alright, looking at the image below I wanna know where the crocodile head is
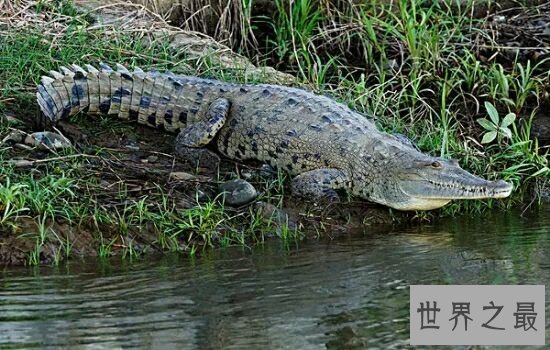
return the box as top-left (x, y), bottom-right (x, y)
top-left (358, 146), bottom-right (513, 211)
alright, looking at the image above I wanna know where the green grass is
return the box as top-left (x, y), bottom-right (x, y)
top-left (246, 0), bottom-right (549, 214)
top-left (0, 1), bottom-right (303, 265)
top-left (0, 144), bottom-right (300, 265)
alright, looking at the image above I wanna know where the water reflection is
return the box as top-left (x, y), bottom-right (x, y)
top-left (1, 207), bottom-right (548, 349)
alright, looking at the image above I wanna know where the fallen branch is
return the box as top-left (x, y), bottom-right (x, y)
top-left (9, 153), bottom-right (99, 167)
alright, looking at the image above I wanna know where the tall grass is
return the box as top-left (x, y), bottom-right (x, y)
top-left (244, 0), bottom-right (549, 210)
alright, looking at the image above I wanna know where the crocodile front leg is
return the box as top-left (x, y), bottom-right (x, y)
top-left (175, 98), bottom-right (230, 168)
top-left (290, 169), bottom-right (350, 202)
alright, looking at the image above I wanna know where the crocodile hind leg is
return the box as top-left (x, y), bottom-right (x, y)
top-left (290, 169), bottom-right (350, 202)
top-left (174, 98), bottom-right (230, 168)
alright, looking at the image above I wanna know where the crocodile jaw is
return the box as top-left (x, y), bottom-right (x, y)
top-left (396, 178), bottom-right (513, 210)
top-left (362, 155), bottom-right (515, 211)
top-left (386, 198), bottom-right (453, 211)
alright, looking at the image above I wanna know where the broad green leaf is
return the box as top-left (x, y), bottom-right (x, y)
top-left (484, 101), bottom-right (499, 125)
top-left (501, 113), bottom-right (516, 127)
top-left (477, 118), bottom-right (495, 131)
top-left (529, 166), bottom-right (550, 178)
top-left (481, 130), bottom-right (497, 144)
top-left (501, 127), bottom-right (512, 139)
top-left (498, 65), bottom-right (509, 95)
top-left (506, 163), bottom-right (533, 172)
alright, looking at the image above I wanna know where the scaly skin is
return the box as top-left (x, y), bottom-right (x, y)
top-left (36, 63), bottom-right (513, 210)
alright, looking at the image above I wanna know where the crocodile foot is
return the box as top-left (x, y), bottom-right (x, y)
top-left (175, 146), bottom-right (220, 169)
top-left (290, 168), bottom-right (349, 204)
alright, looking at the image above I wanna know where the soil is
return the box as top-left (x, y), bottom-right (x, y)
top-left (0, 111), bottom-right (397, 266)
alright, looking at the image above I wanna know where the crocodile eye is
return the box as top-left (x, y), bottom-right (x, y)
top-left (430, 161), bottom-right (442, 168)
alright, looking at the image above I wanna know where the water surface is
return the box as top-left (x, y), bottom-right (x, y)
top-left (1, 208), bottom-right (548, 349)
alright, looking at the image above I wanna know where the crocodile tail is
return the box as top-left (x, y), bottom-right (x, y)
top-left (36, 63), bottom-right (135, 122)
top-left (36, 63), bottom-right (186, 132)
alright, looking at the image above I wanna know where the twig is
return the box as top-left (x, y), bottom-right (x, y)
top-left (10, 153), bottom-right (99, 167)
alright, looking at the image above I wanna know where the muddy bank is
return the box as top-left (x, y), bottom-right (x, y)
top-left (0, 115), bottom-right (397, 266)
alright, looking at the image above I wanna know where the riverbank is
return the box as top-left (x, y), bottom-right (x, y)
top-left (0, 0), bottom-right (548, 265)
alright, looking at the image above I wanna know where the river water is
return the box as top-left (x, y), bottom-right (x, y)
top-left (0, 207), bottom-right (548, 349)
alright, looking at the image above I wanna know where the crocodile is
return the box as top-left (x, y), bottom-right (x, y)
top-left (36, 63), bottom-right (513, 210)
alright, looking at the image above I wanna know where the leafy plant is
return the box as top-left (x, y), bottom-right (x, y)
top-left (478, 102), bottom-right (516, 144)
